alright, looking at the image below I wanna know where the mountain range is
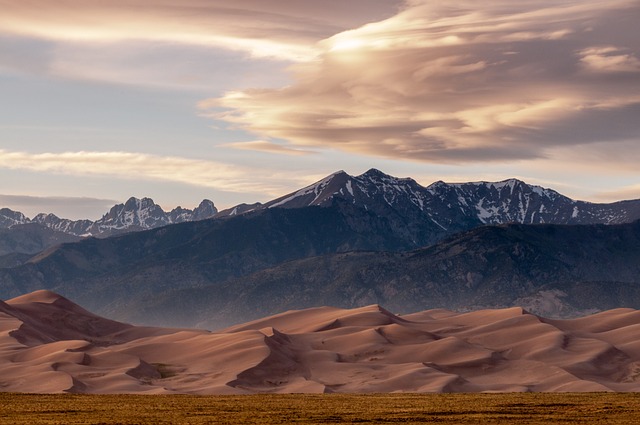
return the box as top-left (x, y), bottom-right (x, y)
top-left (221, 169), bottom-right (640, 230)
top-left (0, 197), bottom-right (217, 256)
top-left (1, 169), bottom-right (640, 328)
top-left (3, 169), bottom-right (640, 253)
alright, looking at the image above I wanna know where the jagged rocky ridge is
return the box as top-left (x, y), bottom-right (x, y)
top-left (0, 197), bottom-right (217, 239)
top-left (217, 169), bottom-right (640, 246)
top-left (4, 169), bottom-right (640, 243)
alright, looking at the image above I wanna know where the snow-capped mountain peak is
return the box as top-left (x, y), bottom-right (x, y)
top-left (0, 208), bottom-right (29, 228)
top-left (266, 170), bottom-right (351, 209)
top-left (0, 197), bottom-right (218, 238)
top-left (3, 169), bottom-right (640, 244)
top-left (94, 197), bottom-right (170, 230)
top-left (246, 170), bottom-right (640, 238)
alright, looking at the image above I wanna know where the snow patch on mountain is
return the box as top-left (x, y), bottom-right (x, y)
top-left (0, 208), bottom-right (30, 228)
top-left (253, 169), bottom-right (640, 231)
top-left (0, 198), bottom-right (218, 237)
top-left (4, 169), bottom-right (640, 241)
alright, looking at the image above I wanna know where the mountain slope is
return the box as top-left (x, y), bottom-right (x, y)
top-left (219, 169), bottom-right (640, 247)
top-left (133, 220), bottom-right (640, 328)
top-left (0, 223), bottom-right (81, 257)
top-left (2, 204), bottom-right (640, 328)
top-left (0, 204), bottom-right (412, 317)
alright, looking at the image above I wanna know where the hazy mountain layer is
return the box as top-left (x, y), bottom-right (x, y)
top-left (130, 220), bottom-right (640, 328)
top-left (0, 224), bottom-right (81, 257)
top-left (0, 205), bottom-right (411, 315)
top-left (1, 208), bottom-right (639, 328)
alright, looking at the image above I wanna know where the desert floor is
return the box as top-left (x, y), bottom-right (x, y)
top-left (1, 392), bottom-right (639, 424)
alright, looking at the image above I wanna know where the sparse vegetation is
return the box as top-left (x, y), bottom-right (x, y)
top-left (151, 363), bottom-right (178, 379)
top-left (1, 392), bottom-right (639, 424)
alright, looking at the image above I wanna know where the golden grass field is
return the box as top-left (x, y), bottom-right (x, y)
top-left (1, 393), bottom-right (639, 424)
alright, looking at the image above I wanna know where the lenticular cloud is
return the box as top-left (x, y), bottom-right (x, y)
top-left (210, 0), bottom-right (640, 164)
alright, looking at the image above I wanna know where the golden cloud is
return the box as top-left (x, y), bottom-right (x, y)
top-left (221, 141), bottom-right (316, 156)
top-left (0, 0), bottom-right (401, 62)
top-left (579, 46), bottom-right (640, 73)
top-left (203, 0), bottom-right (640, 163)
top-left (0, 150), bottom-right (299, 196)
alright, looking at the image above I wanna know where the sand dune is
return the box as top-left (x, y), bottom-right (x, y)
top-left (1, 291), bottom-right (640, 394)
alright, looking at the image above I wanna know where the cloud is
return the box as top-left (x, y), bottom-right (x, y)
top-left (203, 0), bottom-right (640, 164)
top-left (221, 140), bottom-right (316, 156)
top-left (0, 150), bottom-right (301, 196)
top-left (545, 139), bottom-right (640, 174)
top-left (579, 46), bottom-right (640, 73)
top-left (42, 41), bottom-right (293, 91)
top-left (591, 185), bottom-right (640, 203)
top-left (0, 1), bottom-right (402, 91)
top-left (0, 0), bottom-right (401, 62)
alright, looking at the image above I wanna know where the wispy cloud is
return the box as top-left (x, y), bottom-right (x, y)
top-left (0, 0), bottom-right (401, 62)
top-left (0, 1), bottom-right (402, 93)
top-left (591, 185), bottom-right (640, 203)
top-left (221, 140), bottom-right (316, 156)
top-left (579, 46), bottom-right (640, 73)
top-left (0, 150), bottom-right (300, 196)
top-left (203, 0), bottom-right (640, 164)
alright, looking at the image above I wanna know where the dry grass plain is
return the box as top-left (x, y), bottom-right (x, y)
top-left (1, 393), bottom-right (639, 424)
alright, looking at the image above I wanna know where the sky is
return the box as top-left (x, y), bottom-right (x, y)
top-left (1, 0), bottom-right (639, 219)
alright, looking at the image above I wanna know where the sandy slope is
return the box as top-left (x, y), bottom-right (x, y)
top-left (1, 290), bottom-right (640, 394)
